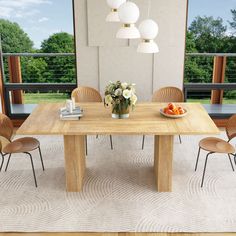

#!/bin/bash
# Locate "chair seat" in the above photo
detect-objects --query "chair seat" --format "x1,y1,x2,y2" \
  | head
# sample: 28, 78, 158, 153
199, 137, 235, 154
3, 137, 40, 154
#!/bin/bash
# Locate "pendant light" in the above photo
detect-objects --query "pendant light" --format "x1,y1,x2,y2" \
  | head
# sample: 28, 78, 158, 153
137, 19, 159, 53
137, 0, 159, 53
106, 0, 127, 22
116, 1, 140, 39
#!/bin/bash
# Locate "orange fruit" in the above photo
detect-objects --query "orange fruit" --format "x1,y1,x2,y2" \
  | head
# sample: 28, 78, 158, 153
173, 108, 180, 115
166, 109, 175, 115
168, 103, 176, 110
178, 108, 185, 114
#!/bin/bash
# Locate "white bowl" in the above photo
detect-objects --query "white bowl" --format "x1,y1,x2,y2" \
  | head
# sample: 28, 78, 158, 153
160, 108, 188, 118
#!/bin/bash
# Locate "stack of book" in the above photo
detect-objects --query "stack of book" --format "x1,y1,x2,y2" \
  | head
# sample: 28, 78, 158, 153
59, 107, 83, 120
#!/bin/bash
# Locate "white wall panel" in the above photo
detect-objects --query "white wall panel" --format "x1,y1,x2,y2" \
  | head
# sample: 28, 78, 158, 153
99, 47, 153, 101
87, 0, 128, 47
73, 0, 187, 101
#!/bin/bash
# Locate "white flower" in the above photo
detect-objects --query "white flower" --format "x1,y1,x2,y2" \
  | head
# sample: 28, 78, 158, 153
105, 95, 113, 105
123, 89, 132, 99
130, 94, 137, 105
121, 82, 128, 89
114, 88, 122, 96
131, 87, 136, 94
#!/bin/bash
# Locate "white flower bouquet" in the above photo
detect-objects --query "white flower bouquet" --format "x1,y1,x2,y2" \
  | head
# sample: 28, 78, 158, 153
104, 81, 137, 118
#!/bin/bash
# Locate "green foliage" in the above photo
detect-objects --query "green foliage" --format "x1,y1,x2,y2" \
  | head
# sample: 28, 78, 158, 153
40, 32, 75, 83
185, 14, 236, 100
229, 9, 236, 34
21, 57, 48, 83
0, 19, 33, 52
189, 16, 227, 52
185, 32, 197, 53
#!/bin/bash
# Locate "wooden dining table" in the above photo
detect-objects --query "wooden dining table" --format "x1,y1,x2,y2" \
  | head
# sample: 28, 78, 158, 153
17, 102, 219, 192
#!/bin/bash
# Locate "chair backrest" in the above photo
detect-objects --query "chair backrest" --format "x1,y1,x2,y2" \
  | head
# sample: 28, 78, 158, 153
71, 87, 102, 103
226, 114, 236, 141
152, 86, 184, 102
0, 113, 13, 141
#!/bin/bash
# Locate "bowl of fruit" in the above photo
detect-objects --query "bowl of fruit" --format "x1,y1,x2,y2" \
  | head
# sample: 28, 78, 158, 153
160, 103, 187, 118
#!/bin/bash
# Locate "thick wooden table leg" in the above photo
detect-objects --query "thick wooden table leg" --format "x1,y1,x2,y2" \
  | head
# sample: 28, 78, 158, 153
64, 135, 86, 192
154, 135, 174, 192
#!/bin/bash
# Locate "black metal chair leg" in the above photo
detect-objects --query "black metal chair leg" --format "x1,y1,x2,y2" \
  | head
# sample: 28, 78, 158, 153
201, 152, 212, 187
178, 135, 182, 144
142, 135, 145, 150
110, 135, 113, 150
228, 154, 234, 171
234, 154, 236, 166
25, 152, 38, 188
194, 147, 201, 171
96, 135, 98, 139
85, 135, 88, 156
5, 154, 11, 172
38, 146, 45, 171
0, 152, 4, 172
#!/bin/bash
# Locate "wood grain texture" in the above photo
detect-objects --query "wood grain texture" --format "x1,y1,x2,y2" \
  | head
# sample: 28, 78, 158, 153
8, 56, 23, 104
154, 135, 174, 192
0, 64, 6, 114
64, 135, 86, 192
211, 56, 226, 104
226, 114, 236, 141
17, 103, 219, 136
0, 233, 233, 236
213, 119, 228, 127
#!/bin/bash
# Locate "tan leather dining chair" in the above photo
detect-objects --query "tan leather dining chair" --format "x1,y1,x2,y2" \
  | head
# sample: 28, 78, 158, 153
142, 86, 184, 149
71, 86, 113, 154
0, 114, 44, 187
195, 114, 236, 187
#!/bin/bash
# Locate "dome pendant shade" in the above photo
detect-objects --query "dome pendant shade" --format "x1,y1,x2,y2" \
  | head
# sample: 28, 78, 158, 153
116, 24, 140, 39
106, 9, 120, 22
106, 0, 127, 22
137, 40, 159, 53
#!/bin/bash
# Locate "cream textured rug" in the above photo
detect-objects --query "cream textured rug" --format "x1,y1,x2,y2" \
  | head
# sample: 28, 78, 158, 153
0, 132, 236, 232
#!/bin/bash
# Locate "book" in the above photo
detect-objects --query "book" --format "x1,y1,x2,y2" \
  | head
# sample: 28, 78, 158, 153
60, 114, 81, 120
59, 106, 84, 120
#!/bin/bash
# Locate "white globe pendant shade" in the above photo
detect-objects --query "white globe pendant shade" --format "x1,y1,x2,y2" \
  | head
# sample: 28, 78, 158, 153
137, 40, 159, 53
116, 2, 140, 39
106, 0, 127, 22
139, 19, 158, 39
137, 19, 159, 53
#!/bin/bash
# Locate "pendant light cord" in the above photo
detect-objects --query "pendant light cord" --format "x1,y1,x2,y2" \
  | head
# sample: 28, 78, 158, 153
147, 0, 151, 18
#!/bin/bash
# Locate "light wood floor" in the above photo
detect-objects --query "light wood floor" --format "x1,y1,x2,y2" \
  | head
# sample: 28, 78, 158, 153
0, 233, 235, 236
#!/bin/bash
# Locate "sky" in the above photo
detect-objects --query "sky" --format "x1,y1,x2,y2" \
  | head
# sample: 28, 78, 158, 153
0, 0, 74, 49
188, 0, 236, 32
0, 0, 236, 49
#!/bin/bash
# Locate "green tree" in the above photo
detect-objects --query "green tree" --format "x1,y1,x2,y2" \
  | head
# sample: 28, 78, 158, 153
41, 32, 74, 53
184, 31, 213, 83
229, 9, 236, 34
0, 19, 33, 52
40, 32, 75, 83
189, 16, 227, 52
185, 31, 197, 53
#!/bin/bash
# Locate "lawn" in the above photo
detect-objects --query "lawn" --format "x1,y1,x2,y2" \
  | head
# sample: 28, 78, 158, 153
23, 93, 236, 104
24, 92, 70, 104
187, 98, 236, 104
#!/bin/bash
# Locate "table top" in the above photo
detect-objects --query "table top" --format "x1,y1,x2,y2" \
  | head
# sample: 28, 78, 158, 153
17, 103, 220, 135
